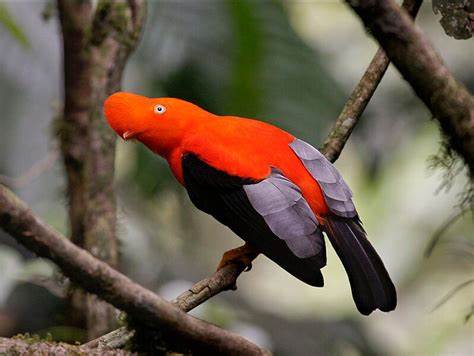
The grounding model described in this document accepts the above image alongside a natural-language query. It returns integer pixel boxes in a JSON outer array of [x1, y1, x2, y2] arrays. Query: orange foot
[[216, 243, 259, 272]]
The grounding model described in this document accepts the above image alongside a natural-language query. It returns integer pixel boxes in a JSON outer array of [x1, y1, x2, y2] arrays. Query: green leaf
[[225, 0, 264, 117], [0, 3, 30, 48]]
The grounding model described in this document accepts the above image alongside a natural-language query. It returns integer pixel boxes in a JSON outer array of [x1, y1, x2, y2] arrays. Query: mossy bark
[[0, 337, 134, 355], [57, 0, 146, 339]]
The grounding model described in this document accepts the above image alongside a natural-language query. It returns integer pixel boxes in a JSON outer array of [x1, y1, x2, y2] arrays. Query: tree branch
[[172, 263, 247, 311], [85, 263, 248, 349], [321, 0, 423, 162], [0, 184, 269, 355], [345, 0, 474, 176]]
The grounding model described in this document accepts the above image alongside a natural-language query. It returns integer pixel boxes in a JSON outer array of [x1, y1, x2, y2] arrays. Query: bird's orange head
[[104, 92, 212, 156]]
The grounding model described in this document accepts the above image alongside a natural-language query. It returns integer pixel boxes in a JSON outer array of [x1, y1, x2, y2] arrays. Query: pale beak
[[122, 131, 136, 140]]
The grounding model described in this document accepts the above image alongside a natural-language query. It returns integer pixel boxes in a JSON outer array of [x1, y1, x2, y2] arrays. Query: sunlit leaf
[[0, 3, 30, 48]]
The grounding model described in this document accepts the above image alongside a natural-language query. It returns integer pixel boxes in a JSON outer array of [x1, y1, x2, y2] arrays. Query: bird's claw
[[216, 245, 258, 273]]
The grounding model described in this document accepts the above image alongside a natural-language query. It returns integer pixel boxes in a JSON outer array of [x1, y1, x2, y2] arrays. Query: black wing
[[182, 153, 326, 287]]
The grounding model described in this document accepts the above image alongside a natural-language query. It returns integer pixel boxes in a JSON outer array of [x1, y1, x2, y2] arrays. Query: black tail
[[325, 215, 397, 315]]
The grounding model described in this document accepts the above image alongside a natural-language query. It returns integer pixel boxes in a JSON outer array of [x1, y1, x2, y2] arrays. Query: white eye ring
[[154, 104, 166, 114]]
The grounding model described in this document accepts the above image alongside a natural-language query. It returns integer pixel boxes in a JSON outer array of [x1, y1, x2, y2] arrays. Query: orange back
[[169, 115, 330, 217]]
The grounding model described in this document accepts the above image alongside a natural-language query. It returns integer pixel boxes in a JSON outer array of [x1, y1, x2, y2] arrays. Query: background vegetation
[[0, 1, 472, 355]]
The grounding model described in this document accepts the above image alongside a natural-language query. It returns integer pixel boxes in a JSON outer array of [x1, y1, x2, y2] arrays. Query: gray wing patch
[[289, 138, 357, 218], [244, 169, 325, 261]]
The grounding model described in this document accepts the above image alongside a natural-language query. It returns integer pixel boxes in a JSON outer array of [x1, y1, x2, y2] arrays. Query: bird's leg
[[216, 243, 259, 272]]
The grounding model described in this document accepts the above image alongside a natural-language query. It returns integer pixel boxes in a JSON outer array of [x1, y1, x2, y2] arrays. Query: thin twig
[[431, 279, 474, 312], [84, 326, 136, 350], [321, 0, 423, 162], [424, 208, 466, 257], [321, 49, 389, 162], [171, 263, 246, 311], [0, 149, 59, 189]]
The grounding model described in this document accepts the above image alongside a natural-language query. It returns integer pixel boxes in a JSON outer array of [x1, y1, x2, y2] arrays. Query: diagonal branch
[[345, 0, 474, 177], [0, 149, 59, 189], [0, 184, 269, 356], [85, 263, 246, 349], [321, 0, 423, 162]]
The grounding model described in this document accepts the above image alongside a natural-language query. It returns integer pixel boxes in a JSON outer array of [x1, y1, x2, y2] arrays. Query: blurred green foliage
[[0, 3, 29, 48], [226, 0, 263, 117], [129, 0, 344, 199], [0, 1, 473, 355]]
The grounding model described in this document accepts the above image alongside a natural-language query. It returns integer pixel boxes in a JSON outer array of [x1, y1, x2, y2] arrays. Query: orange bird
[[104, 92, 396, 315]]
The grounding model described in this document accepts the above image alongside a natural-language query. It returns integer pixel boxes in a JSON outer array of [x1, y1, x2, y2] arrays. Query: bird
[[104, 92, 397, 315]]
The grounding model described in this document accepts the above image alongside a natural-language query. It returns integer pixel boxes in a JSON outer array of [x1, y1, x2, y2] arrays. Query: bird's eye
[[154, 104, 166, 114]]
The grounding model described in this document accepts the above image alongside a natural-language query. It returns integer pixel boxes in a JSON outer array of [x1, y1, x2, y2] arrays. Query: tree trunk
[[56, 0, 146, 339]]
